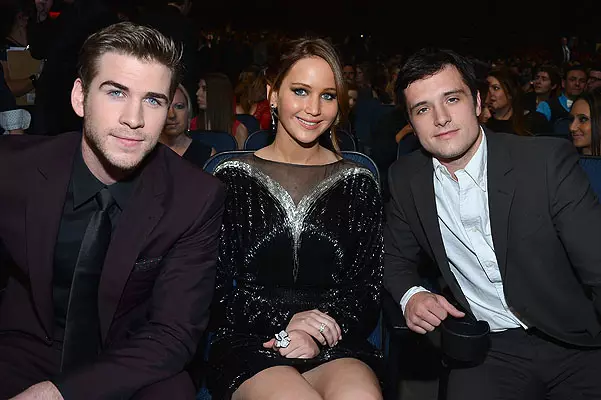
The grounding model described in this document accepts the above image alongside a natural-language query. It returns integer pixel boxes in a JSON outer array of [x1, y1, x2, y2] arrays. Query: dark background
[[50, 0, 601, 59]]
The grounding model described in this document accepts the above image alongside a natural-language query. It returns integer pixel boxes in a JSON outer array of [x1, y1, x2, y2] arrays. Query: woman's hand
[[262, 330, 320, 359], [285, 309, 342, 347]]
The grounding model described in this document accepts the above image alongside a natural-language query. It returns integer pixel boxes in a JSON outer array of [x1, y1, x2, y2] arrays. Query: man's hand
[[405, 292, 465, 334], [10, 381, 63, 400]]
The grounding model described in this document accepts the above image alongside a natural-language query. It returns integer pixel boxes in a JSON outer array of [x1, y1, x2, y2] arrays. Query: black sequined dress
[[207, 154, 383, 399]]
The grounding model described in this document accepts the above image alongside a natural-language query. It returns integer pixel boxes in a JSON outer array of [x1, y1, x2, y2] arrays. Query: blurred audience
[[192, 72, 248, 148], [160, 84, 215, 168]]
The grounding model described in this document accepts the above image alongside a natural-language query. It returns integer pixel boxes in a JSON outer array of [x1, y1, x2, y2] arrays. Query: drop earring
[[270, 104, 278, 132]]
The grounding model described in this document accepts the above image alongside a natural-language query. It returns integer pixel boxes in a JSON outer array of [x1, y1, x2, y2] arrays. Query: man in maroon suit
[[0, 22, 224, 399]]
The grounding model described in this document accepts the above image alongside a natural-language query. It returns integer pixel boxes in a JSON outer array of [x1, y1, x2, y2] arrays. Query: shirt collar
[[432, 126, 488, 192], [72, 146, 139, 210]]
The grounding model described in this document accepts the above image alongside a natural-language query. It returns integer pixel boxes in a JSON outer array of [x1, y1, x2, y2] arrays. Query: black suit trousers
[[446, 328, 601, 400]]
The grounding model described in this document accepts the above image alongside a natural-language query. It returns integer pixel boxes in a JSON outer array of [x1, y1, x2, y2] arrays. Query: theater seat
[[579, 156, 601, 198]]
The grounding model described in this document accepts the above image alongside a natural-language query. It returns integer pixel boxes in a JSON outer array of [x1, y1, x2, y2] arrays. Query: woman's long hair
[[202, 73, 235, 133], [575, 89, 601, 156], [235, 65, 266, 114], [488, 68, 530, 136]]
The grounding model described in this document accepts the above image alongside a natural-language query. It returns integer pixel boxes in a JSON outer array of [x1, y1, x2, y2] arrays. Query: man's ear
[[71, 78, 85, 118], [475, 90, 482, 117]]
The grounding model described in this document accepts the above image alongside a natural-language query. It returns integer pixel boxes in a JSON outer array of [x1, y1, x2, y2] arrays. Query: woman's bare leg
[[233, 365, 323, 400], [303, 358, 382, 400]]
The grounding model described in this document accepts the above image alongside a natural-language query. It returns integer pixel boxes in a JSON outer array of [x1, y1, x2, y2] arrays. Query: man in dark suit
[[0, 22, 224, 399], [384, 48, 601, 399]]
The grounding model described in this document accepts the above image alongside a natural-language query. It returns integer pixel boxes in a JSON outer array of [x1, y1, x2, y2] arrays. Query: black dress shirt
[[52, 147, 138, 341]]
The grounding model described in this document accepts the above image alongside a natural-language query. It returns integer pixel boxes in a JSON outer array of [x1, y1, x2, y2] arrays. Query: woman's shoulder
[[214, 153, 255, 172], [336, 158, 378, 182]]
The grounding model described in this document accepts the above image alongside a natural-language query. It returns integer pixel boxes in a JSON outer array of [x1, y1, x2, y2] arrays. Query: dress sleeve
[[317, 172, 383, 340], [207, 166, 238, 330]]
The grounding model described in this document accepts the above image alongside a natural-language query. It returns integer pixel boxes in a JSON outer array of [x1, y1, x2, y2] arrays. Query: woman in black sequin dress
[[207, 38, 384, 400]]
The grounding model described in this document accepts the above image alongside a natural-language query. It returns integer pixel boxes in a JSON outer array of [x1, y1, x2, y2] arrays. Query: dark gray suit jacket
[[384, 129, 601, 347]]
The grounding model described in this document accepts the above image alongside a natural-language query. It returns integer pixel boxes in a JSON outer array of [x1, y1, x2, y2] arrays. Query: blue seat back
[[190, 130, 237, 153], [579, 156, 601, 198], [236, 114, 261, 134], [336, 129, 357, 151], [397, 134, 421, 160], [244, 129, 273, 150], [551, 117, 572, 140]]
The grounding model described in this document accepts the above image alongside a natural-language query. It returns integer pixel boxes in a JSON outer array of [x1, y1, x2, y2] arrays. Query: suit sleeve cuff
[[400, 286, 429, 315]]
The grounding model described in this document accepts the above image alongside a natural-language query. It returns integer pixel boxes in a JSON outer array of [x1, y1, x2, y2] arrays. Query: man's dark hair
[[564, 64, 587, 80], [396, 48, 479, 117], [78, 21, 183, 99], [589, 64, 601, 73]]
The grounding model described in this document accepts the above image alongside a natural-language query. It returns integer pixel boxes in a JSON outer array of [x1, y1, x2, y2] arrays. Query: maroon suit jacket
[[0, 132, 225, 398]]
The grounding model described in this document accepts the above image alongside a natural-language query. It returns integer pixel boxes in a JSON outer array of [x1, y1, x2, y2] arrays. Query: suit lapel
[[409, 158, 472, 309], [26, 134, 81, 337], [410, 160, 448, 269], [485, 131, 515, 278], [98, 150, 166, 342]]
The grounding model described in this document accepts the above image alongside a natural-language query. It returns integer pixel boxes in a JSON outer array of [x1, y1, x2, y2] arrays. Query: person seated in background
[[192, 73, 248, 149], [586, 64, 601, 92], [0, 64, 29, 135], [570, 88, 601, 156], [484, 68, 550, 135], [0, 0, 36, 101], [160, 83, 215, 168], [234, 66, 271, 130], [537, 65, 587, 123], [0, 107, 30, 135], [343, 62, 355, 84], [523, 65, 561, 113], [205, 37, 383, 400]]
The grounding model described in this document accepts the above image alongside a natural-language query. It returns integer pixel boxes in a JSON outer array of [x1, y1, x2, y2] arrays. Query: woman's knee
[[305, 358, 382, 400], [233, 366, 323, 400]]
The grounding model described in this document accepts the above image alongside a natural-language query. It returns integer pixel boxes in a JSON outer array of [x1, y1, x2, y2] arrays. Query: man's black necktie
[[61, 187, 115, 372]]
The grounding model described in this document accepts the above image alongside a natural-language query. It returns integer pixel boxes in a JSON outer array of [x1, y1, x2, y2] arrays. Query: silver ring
[[319, 322, 326, 333], [274, 330, 290, 348]]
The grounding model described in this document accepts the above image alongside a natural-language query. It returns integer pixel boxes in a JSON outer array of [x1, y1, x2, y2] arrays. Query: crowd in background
[[3, 0, 601, 193]]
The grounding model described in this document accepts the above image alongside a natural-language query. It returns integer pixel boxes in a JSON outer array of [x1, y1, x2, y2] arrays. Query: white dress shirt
[[400, 130, 526, 331]]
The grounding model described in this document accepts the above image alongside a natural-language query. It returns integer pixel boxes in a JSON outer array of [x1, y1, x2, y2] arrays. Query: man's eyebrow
[[409, 100, 428, 112], [98, 81, 169, 103], [145, 91, 169, 103], [99, 80, 129, 92], [409, 89, 466, 112], [443, 89, 466, 97]]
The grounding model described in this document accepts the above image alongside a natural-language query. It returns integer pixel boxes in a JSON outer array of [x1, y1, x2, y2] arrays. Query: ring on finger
[[318, 322, 327, 333]]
